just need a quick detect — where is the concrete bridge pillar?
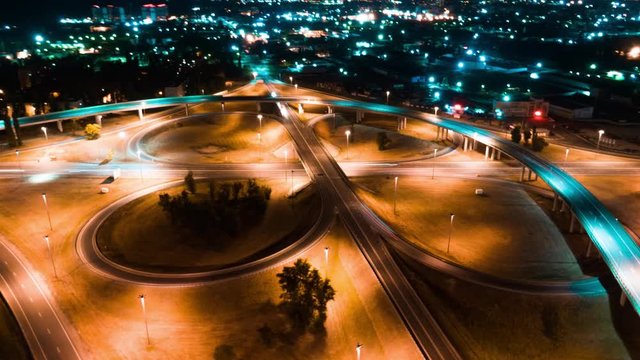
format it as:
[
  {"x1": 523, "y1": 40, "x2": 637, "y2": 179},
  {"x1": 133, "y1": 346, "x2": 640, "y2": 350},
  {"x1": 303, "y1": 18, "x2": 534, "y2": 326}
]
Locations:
[
  {"x1": 560, "y1": 199, "x2": 567, "y2": 212},
  {"x1": 463, "y1": 137, "x2": 468, "y2": 152},
  {"x1": 552, "y1": 193, "x2": 559, "y2": 212},
  {"x1": 436, "y1": 127, "x2": 440, "y2": 140},
  {"x1": 569, "y1": 212, "x2": 577, "y2": 233},
  {"x1": 473, "y1": 138, "x2": 477, "y2": 150},
  {"x1": 485, "y1": 146, "x2": 490, "y2": 160},
  {"x1": 327, "y1": 106, "x2": 333, "y2": 114},
  {"x1": 221, "y1": 102, "x2": 225, "y2": 112},
  {"x1": 490, "y1": 147, "x2": 496, "y2": 160},
  {"x1": 56, "y1": 120, "x2": 63, "y2": 132},
  {"x1": 496, "y1": 150, "x2": 502, "y2": 160},
  {"x1": 185, "y1": 104, "x2": 190, "y2": 116},
  {"x1": 95, "y1": 115, "x2": 102, "y2": 126},
  {"x1": 520, "y1": 166, "x2": 526, "y2": 182},
  {"x1": 620, "y1": 291, "x2": 627, "y2": 307},
  {"x1": 138, "y1": 108, "x2": 144, "y2": 120},
  {"x1": 403, "y1": 117, "x2": 407, "y2": 129},
  {"x1": 298, "y1": 103, "x2": 304, "y2": 114},
  {"x1": 356, "y1": 110, "x2": 363, "y2": 123},
  {"x1": 586, "y1": 241, "x2": 593, "y2": 258}
]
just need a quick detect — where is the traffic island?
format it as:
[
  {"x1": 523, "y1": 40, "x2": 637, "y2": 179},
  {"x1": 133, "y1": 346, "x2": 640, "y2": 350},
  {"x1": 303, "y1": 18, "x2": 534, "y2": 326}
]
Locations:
[{"x1": 96, "y1": 179, "x2": 320, "y2": 273}]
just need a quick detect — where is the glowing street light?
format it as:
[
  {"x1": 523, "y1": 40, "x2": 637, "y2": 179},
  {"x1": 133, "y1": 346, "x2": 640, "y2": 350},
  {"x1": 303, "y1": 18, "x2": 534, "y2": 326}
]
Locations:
[
  {"x1": 324, "y1": 246, "x2": 329, "y2": 267},
  {"x1": 386, "y1": 90, "x2": 390, "y2": 104},
  {"x1": 434, "y1": 106, "x2": 439, "y2": 116},
  {"x1": 447, "y1": 213, "x2": 455, "y2": 254},
  {"x1": 252, "y1": 71, "x2": 258, "y2": 80},
  {"x1": 15, "y1": 150, "x2": 20, "y2": 172},
  {"x1": 289, "y1": 76, "x2": 293, "y2": 84},
  {"x1": 43, "y1": 235, "x2": 58, "y2": 278},
  {"x1": 257, "y1": 114, "x2": 263, "y2": 130},
  {"x1": 138, "y1": 295, "x2": 150, "y2": 345},
  {"x1": 41, "y1": 192, "x2": 53, "y2": 231},
  {"x1": 393, "y1": 176, "x2": 398, "y2": 215},
  {"x1": 432, "y1": 149, "x2": 438, "y2": 179},
  {"x1": 345, "y1": 130, "x2": 351, "y2": 160},
  {"x1": 597, "y1": 129, "x2": 605, "y2": 149},
  {"x1": 41, "y1": 127, "x2": 48, "y2": 141},
  {"x1": 356, "y1": 343, "x2": 363, "y2": 360}
]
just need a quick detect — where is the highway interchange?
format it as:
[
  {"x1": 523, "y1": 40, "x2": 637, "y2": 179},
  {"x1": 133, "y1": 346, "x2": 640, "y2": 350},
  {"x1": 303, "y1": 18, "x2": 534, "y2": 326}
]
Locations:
[{"x1": 0, "y1": 80, "x2": 639, "y2": 358}]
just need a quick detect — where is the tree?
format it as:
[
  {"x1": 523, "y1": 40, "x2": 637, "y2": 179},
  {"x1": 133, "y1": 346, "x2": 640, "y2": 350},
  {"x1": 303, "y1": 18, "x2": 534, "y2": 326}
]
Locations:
[
  {"x1": 531, "y1": 133, "x2": 549, "y2": 152},
  {"x1": 277, "y1": 259, "x2": 335, "y2": 332},
  {"x1": 184, "y1": 171, "x2": 196, "y2": 194},
  {"x1": 523, "y1": 127, "x2": 532, "y2": 144},
  {"x1": 510, "y1": 126, "x2": 521, "y2": 144},
  {"x1": 376, "y1": 132, "x2": 392, "y2": 151},
  {"x1": 84, "y1": 123, "x2": 101, "y2": 140}
]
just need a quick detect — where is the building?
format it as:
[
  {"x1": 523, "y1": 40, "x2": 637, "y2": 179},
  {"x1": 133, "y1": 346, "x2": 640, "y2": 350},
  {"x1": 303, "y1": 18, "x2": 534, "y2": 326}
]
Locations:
[
  {"x1": 91, "y1": 5, "x2": 125, "y2": 23},
  {"x1": 141, "y1": 4, "x2": 169, "y2": 22},
  {"x1": 494, "y1": 98, "x2": 549, "y2": 120},
  {"x1": 546, "y1": 95, "x2": 594, "y2": 120}
]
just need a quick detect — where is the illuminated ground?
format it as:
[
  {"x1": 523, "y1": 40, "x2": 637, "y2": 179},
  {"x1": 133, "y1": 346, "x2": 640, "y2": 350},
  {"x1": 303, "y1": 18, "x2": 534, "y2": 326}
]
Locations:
[
  {"x1": 141, "y1": 113, "x2": 292, "y2": 164},
  {"x1": 353, "y1": 176, "x2": 584, "y2": 281}
]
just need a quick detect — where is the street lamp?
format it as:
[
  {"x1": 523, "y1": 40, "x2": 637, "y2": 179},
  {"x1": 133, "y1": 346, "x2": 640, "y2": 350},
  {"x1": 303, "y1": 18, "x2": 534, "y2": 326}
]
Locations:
[
  {"x1": 345, "y1": 130, "x2": 351, "y2": 160},
  {"x1": 393, "y1": 176, "x2": 398, "y2": 215},
  {"x1": 41, "y1": 192, "x2": 53, "y2": 230},
  {"x1": 289, "y1": 76, "x2": 293, "y2": 84},
  {"x1": 432, "y1": 148, "x2": 438, "y2": 179},
  {"x1": 252, "y1": 71, "x2": 258, "y2": 80},
  {"x1": 15, "y1": 150, "x2": 20, "y2": 172},
  {"x1": 434, "y1": 106, "x2": 439, "y2": 116},
  {"x1": 40, "y1": 127, "x2": 48, "y2": 141},
  {"x1": 386, "y1": 90, "x2": 390, "y2": 104},
  {"x1": 257, "y1": 114, "x2": 263, "y2": 130},
  {"x1": 43, "y1": 235, "x2": 58, "y2": 278},
  {"x1": 138, "y1": 294, "x2": 150, "y2": 345},
  {"x1": 597, "y1": 129, "x2": 605, "y2": 149},
  {"x1": 447, "y1": 213, "x2": 455, "y2": 254},
  {"x1": 356, "y1": 343, "x2": 363, "y2": 360},
  {"x1": 324, "y1": 246, "x2": 329, "y2": 267}
]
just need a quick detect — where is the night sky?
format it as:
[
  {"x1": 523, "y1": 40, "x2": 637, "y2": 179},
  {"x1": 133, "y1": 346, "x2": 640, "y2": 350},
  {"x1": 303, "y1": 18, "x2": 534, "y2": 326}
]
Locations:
[{"x1": 0, "y1": 0, "x2": 186, "y2": 25}]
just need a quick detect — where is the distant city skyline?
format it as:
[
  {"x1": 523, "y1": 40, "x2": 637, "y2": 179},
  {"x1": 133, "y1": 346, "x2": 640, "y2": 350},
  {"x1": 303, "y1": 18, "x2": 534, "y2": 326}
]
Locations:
[{"x1": 0, "y1": 0, "x2": 182, "y2": 24}]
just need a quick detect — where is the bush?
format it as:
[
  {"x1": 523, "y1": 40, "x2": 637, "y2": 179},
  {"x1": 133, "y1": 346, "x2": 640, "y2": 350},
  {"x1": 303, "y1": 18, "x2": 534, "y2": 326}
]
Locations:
[
  {"x1": 376, "y1": 132, "x2": 392, "y2": 151},
  {"x1": 510, "y1": 126, "x2": 521, "y2": 144},
  {"x1": 184, "y1": 171, "x2": 196, "y2": 194},
  {"x1": 531, "y1": 135, "x2": 548, "y2": 152},
  {"x1": 157, "y1": 179, "x2": 272, "y2": 246},
  {"x1": 84, "y1": 123, "x2": 101, "y2": 140}
]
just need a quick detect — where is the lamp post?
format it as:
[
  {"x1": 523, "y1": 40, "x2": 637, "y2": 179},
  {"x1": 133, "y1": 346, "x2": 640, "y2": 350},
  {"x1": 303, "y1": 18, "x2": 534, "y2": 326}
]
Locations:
[
  {"x1": 447, "y1": 213, "x2": 455, "y2": 254},
  {"x1": 356, "y1": 343, "x2": 363, "y2": 360},
  {"x1": 434, "y1": 106, "x2": 439, "y2": 116},
  {"x1": 289, "y1": 76, "x2": 293, "y2": 84},
  {"x1": 138, "y1": 295, "x2": 150, "y2": 345},
  {"x1": 597, "y1": 129, "x2": 605, "y2": 149},
  {"x1": 252, "y1": 71, "x2": 258, "y2": 80},
  {"x1": 43, "y1": 235, "x2": 58, "y2": 278},
  {"x1": 393, "y1": 176, "x2": 398, "y2": 215},
  {"x1": 432, "y1": 148, "x2": 438, "y2": 179},
  {"x1": 345, "y1": 130, "x2": 351, "y2": 160},
  {"x1": 15, "y1": 150, "x2": 20, "y2": 172},
  {"x1": 137, "y1": 149, "x2": 143, "y2": 182},
  {"x1": 40, "y1": 127, "x2": 48, "y2": 141},
  {"x1": 41, "y1": 192, "x2": 53, "y2": 230},
  {"x1": 257, "y1": 114, "x2": 263, "y2": 130},
  {"x1": 386, "y1": 90, "x2": 390, "y2": 104},
  {"x1": 284, "y1": 149, "x2": 288, "y2": 184}
]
